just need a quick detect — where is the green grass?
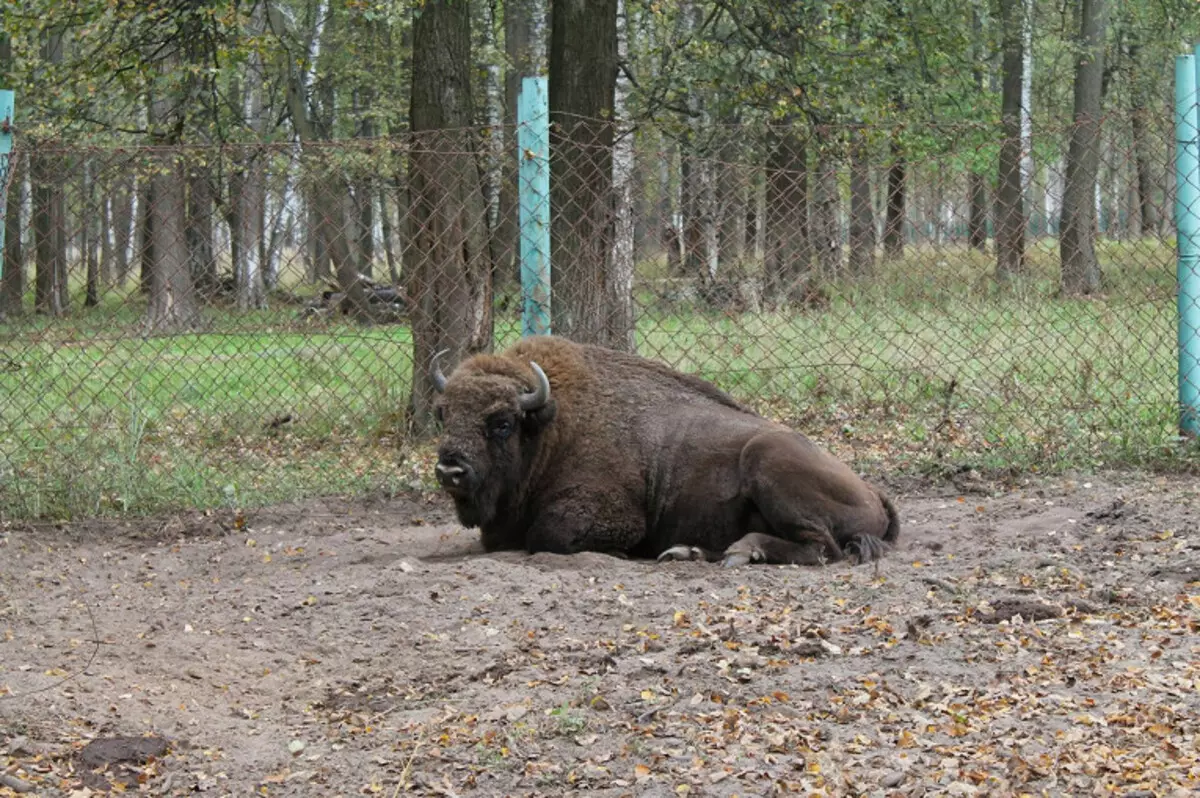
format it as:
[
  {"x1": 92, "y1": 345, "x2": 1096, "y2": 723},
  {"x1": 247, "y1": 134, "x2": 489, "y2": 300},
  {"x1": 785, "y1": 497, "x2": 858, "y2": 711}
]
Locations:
[{"x1": 0, "y1": 238, "x2": 1195, "y2": 521}]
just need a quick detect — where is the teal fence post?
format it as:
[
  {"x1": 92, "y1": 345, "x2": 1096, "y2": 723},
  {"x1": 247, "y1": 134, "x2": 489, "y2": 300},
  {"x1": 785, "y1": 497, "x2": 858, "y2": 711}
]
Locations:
[
  {"x1": 1178, "y1": 54, "x2": 1200, "y2": 437},
  {"x1": 0, "y1": 90, "x2": 14, "y2": 282},
  {"x1": 517, "y1": 76, "x2": 551, "y2": 337}
]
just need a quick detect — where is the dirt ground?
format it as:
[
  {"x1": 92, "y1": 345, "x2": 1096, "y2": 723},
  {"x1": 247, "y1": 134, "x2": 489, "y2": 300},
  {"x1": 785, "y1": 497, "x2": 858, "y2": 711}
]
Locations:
[{"x1": 1, "y1": 473, "x2": 1198, "y2": 797}]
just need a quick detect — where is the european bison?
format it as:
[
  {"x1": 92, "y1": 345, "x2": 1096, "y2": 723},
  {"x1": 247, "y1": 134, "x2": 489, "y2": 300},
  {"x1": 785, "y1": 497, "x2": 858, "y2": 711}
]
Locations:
[{"x1": 431, "y1": 336, "x2": 898, "y2": 567}]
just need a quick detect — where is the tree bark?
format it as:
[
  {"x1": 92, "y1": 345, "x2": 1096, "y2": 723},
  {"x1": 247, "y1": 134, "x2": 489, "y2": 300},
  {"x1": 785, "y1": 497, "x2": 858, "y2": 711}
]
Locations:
[
  {"x1": 813, "y1": 147, "x2": 841, "y2": 279},
  {"x1": 32, "y1": 147, "x2": 64, "y2": 316},
  {"x1": 1126, "y1": 39, "x2": 1159, "y2": 238},
  {"x1": 236, "y1": 0, "x2": 268, "y2": 310},
  {"x1": 84, "y1": 159, "x2": 99, "y2": 308},
  {"x1": 765, "y1": 128, "x2": 811, "y2": 305},
  {"x1": 32, "y1": 33, "x2": 66, "y2": 315},
  {"x1": 848, "y1": 129, "x2": 875, "y2": 277},
  {"x1": 996, "y1": 0, "x2": 1027, "y2": 281},
  {"x1": 407, "y1": 0, "x2": 495, "y2": 435},
  {"x1": 186, "y1": 162, "x2": 217, "y2": 299},
  {"x1": 1060, "y1": 0, "x2": 1107, "y2": 295},
  {"x1": 549, "y1": 0, "x2": 620, "y2": 344},
  {"x1": 606, "y1": 0, "x2": 636, "y2": 352},
  {"x1": 143, "y1": 41, "x2": 202, "y2": 332},
  {"x1": 112, "y1": 172, "x2": 134, "y2": 287},
  {"x1": 967, "y1": 7, "x2": 989, "y2": 253},
  {"x1": 883, "y1": 139, "x2": 906, "y2": 259},
  {"x1": 379, "y1": 184, "x2": 399, "y2": 285},
  {"x1": 717, "y1": 130, "x2": 747, "y2": 277},
  {"x1": 137, "y1": 177, "x2": 153, "y2": 295},
  {"x1": 1, "y1": 151, "x2": 25, "y2": 316}
]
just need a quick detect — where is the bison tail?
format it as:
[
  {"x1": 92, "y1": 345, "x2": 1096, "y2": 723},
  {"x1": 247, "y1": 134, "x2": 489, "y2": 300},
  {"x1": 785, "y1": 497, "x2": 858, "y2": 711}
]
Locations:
[{"x1": 880, "y1": 494, "x2": 901, "y2": 543}]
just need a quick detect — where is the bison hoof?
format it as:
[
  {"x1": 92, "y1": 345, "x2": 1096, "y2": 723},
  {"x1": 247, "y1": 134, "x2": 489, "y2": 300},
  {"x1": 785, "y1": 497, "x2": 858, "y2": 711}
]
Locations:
[
  {"x1": 657, "y1": 545, "x2": 705, "y2": 562},
  {"x1": 720, "y1": 547, "x2": 764, "y2": 568}
]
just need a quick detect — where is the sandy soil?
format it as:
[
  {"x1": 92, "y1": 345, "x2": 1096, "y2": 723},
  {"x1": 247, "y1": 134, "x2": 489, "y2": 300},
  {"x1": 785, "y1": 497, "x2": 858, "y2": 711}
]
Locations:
[{"x1": 1, "y1": 473, "x2": 1198, "y2": 797}]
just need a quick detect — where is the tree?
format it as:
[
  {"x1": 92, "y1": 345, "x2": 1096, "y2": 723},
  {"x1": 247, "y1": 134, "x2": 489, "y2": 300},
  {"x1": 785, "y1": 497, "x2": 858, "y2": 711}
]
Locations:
[
  {"x1": 497, "y1": 0, "x2": 544, "y2": 285},
  {"x1": 548, "y1": 0, "x2": 621, "y2": 345},
  {"x1": 1060, "y1": 0, "x2": 1107, "y2": 295},
  {"x1": 995, "y1": 0, "x2": 1027, "y2": 281},
  {"x1": 144, "y1": 45, "x2": 203, "y2": 331},
  {"x1": 406, "y1": 0, "x2": 494, "y2": 435},
  {"x1": 234, "y1": 0, "x2": 268, "y2": 310},
  {"x1": 764, "y1": 127, "x2": 810, "y2": 305},
  {"x1": 1126, "y1": 33, "x2": 1159, "y2": 237},
  {"x1": 847, "y1": 128, "x2": 876, "y2": 276},
  {"x1": 967, "y1": 7, "x2": 989, "y2": 253},
  {"x1": 606, "y1": 0, "x2": 636, "y2": 352},
  {"x1": 883, "y1": 137, "x2": 907, "y2": 259},
  {"x1": 0, "y1": 31, "x2": 23, "y2": 316},
  {"x1": 32, "y1": 29, "x2": 66, "y2": 316}
]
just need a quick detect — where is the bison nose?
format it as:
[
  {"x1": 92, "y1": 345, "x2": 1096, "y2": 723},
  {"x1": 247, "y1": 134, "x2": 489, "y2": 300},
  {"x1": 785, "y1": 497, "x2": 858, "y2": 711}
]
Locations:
[{"x1": 435, "y1": 453, "x2": 473, "y2": 489}]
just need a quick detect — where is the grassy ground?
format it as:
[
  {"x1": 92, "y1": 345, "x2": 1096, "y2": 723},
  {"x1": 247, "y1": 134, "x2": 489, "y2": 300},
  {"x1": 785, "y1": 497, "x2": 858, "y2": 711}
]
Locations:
[{"x1": 0, "y1": 238, "x2": 1195, "y2": 520}]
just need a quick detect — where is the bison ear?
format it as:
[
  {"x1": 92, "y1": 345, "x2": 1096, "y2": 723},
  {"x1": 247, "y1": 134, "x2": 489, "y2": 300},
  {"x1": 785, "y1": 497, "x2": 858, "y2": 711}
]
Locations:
[{"x1": 520, "y1": 398, "x2": 557, "y2": 432}]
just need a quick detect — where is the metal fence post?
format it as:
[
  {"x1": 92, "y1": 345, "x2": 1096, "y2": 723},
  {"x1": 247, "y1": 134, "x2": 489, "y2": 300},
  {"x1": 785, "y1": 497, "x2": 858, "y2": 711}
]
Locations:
[
  {"x1": 0, "y1": 90, "x2": 14, "y2": 281},
  {"x1": 1177, "y1": 55, "x2": 1200, "y2": 437},
  {"x1": 517, "y1": 76, "x2": 551, "y2": 337}
]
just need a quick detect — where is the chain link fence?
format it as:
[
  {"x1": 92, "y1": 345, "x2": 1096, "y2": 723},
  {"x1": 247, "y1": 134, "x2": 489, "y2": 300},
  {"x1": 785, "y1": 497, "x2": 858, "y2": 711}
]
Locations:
[{"x1": 0, "y1": 114, "x2": 1193, "y2": 521}]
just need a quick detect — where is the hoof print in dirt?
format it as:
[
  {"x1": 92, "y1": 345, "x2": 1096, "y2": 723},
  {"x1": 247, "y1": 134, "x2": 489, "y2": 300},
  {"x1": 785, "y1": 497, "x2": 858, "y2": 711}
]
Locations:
[
  {"x1": 76, "y1": 735, "x2": 170, "y2": 791},
  {"x1": 978, "y1": 598, "x2": 1064, "y2": 624}
]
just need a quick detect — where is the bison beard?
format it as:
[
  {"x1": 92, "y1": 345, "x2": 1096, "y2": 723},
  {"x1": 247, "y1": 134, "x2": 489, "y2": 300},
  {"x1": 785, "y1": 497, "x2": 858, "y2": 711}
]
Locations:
[{"x1": 431, "y1": 336, "x2": 899, "y2": 567}]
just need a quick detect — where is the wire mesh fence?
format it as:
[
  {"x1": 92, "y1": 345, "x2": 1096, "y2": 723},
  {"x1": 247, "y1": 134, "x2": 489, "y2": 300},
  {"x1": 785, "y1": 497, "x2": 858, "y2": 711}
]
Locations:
[{"x1": 0, "y1": 114, "x2": 1193, "y2": 521}]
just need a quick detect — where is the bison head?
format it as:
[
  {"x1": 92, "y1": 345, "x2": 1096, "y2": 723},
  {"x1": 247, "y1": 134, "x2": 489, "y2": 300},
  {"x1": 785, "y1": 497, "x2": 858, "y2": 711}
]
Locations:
[{"x1": 430, "y1": 350, "x2": 556, "y2": 531}]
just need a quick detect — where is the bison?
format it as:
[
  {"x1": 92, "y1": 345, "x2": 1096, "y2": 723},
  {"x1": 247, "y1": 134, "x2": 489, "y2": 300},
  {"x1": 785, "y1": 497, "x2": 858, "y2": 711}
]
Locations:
[{"x1": 431, "y1": 336, "x2": 899, "y2": 567}]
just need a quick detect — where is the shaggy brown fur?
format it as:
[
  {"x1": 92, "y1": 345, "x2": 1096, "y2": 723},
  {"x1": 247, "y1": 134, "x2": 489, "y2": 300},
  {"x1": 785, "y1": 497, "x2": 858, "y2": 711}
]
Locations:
[{"x1": 432, "y1": 336, "x2": 899, "y2": 566}]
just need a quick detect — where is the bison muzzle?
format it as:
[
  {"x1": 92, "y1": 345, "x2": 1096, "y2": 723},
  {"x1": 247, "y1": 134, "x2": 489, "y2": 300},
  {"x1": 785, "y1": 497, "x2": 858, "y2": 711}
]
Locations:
[{"x1": 431, "y1": 336, "x2": 899, "y2": 567}]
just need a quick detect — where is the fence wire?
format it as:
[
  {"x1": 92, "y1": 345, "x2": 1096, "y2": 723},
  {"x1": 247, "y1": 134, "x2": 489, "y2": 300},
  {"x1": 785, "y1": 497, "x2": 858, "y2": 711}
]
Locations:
[{"x1": 0, "y1": 115, "x2": 1194, "y2": 521}]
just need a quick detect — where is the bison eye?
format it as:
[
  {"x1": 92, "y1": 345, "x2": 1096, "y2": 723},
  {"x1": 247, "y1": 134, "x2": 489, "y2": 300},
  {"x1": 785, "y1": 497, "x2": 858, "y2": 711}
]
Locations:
[{"x1": 488, "y1": 419, "x2": 513, "y2": 440}]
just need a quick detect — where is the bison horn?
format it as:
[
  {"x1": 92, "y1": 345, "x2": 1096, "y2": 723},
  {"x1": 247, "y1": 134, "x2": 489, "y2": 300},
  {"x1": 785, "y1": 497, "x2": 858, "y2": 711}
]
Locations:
[
  {"x1": 430, "y1": 348, "x2": 450, "y2": 393},
  {"x1": 518, "y1": 361, "x2": 550, "y2": 412}
]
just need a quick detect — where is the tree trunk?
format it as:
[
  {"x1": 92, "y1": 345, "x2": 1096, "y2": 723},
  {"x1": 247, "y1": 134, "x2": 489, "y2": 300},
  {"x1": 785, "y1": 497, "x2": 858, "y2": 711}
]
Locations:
[
  {"x1": 717, "y1": 131, "x2": 747, "y2": 277},
  {"x1": 883, "y1": 140, "x2": 906, "y2": 259},
  {"x1": 813, "y1": 147, "x2": 841, "y2": 279},
  {"x1": 32, "y1": 147, "x2": 64, "y2": 316},
  {"x1": 847, "y1": 129, "x2": 875, "y2": 277},
  {"x1": 144, "y1": 49, "x2": 202, "y2": 332},
  {"x1": 549, "y1": 0, "x2": 619, "y2": 343},
  {"x1": 1060, "y1": 0, "x2": 1107, "y2": 295},
  {"x1": 479, "y1": 1, "x2": 504, "y2": 282},
  {"x1": 100, "y1": 181, "x2": 114, "y2": 289},
  {"x1": 499, "y1": 0, "x2": 544, "y2": 285},
  {"x1": 379, "y1": 184, "x2": 399, "y2": 285},
  {"x1": 1, "y1": 151, "x2": 25, "y2": 316},
  {"x1": 137, "y1": 177, "x2": 153, "y2": 295},
  {"x1": 605, "y1": 0, "x2": 636, "y2": 352},
  {"x1": 407, "y1": 0, "x2": 495, "y2": 435},
  {"x1": 967, "y1": 7, "x2": 989, "y2": 253},
  {"x1": 1130, "y1": 106, "x2": 1158, "y2": 237},
  {"x1": 765, "y1": 128, "x2": 811, "y2": 305},
  {"x1": 187, "y1": 162, "x2": 217, "y2": 299},
  {"x1": 996, "y1": 0, "x2": 1027, "y2": 280},
  {"x1": 112, "y1": 172, "x2": 134, "y2": 287},
  {"x1": 236, "y1": 0, "x2": 268, "y2": 310},
  {"x1": 1127, "y1": 40, "x2": 1159, "y2": 238},
  {"x1": 84, "y1": 159, "x2": 100, "y2": 308}
]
